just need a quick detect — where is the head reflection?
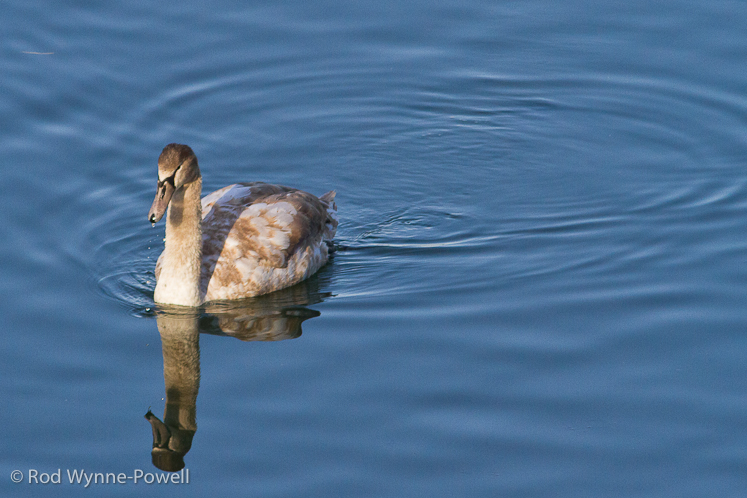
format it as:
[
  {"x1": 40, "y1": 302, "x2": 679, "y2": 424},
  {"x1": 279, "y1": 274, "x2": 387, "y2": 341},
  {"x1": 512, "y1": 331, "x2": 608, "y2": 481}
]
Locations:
[{"x1": 144, "y1": 279, "x2": 327, "y2": 471}]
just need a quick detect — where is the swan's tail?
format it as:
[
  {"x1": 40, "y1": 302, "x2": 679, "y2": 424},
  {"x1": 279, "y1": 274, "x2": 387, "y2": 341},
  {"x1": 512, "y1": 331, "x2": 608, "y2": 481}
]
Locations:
[{"x1": 319, "y1": 191, "x2": 338, "y2": 241}]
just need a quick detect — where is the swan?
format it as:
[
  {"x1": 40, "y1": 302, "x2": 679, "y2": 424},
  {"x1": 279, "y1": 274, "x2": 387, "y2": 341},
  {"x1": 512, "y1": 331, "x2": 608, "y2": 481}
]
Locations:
[{"x1": 148, "y1": 143, "x2": 337, "y2": 306}]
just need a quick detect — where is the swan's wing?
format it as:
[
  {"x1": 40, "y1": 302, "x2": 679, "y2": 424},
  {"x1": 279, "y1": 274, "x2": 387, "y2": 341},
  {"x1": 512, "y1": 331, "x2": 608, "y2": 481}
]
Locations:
[
  {"x1": 201, "y1": 183, "x2": 294, "y2": 219},
  {"x1": 201, "y1": 183, "x2": 334, "y2": 269},
  {"x1": 229, "y1": 189, "x2": 330, "y2": 268},
  {"x1": 200, "y1": 183, "x2": 337, "y2": 300}
]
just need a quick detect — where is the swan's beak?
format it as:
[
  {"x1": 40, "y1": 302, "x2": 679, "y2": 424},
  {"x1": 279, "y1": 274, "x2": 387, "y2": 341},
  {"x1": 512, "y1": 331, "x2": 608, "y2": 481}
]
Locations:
[
  {"x1": 148, "y1": 181, "x2": 175, "y2": 224},
  {"x1": 145, "y1": 410, "x2": 171, "y2": 449}
]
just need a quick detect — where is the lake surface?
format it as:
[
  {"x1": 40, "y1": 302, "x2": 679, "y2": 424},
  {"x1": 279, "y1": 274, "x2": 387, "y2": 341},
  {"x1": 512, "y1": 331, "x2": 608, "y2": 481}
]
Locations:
[{"x1": 3, "y1": 0, "x2": 747, "y2": 496}]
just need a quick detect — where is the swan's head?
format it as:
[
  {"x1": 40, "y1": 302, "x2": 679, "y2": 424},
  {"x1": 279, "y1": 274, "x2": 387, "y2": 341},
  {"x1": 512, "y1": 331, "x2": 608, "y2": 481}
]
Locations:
[
  {"x1": 148, "y1": 143, "x2": 201, "y2": 224},
  {"x1": 145, "y1": 410, "x2": 194, "y2": 471}
]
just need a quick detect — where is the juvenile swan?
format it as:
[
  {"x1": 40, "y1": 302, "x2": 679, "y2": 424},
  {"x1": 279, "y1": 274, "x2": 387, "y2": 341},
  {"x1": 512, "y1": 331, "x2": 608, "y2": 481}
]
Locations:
[{"x1": 148, "y1": 144, "x2": 337, "y2": 306}]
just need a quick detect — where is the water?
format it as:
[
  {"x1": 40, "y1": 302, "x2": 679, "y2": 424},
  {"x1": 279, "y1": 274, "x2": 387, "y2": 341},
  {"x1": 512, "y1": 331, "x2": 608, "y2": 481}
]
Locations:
[{"x1": 2, "y1": 0, "x2": 747, "y2": 496}]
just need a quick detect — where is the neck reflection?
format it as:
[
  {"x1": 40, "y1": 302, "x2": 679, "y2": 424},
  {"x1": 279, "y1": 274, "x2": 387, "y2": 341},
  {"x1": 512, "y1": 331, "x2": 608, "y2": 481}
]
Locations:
[{"x1": 145, "y1": 278, "x2": 328, "y2": 471}]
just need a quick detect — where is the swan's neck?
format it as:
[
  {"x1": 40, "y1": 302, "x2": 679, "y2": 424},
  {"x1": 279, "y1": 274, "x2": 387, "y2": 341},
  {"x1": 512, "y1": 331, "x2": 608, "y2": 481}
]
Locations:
[{"x1": 154, "y1": 179, "x2": 203, "y2": 306}]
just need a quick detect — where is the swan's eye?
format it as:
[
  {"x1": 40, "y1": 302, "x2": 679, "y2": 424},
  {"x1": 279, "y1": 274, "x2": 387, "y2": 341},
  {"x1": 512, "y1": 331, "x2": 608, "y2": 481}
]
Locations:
[
  {"x1": 158, "y1": 159, "x2": 186, "y2": 191},
  {"x1": 157, "y1": 175, "x2": 175, "y2": 197},
  {"x1": 157, "y1": 162, "x2": 183, "y2": 193}
]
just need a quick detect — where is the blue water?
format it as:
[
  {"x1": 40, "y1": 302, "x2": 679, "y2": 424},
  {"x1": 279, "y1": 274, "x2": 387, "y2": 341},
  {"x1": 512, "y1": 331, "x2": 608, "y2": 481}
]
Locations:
[{"x1": 3, "y1": 0, "x2": 747, "y2": 496}]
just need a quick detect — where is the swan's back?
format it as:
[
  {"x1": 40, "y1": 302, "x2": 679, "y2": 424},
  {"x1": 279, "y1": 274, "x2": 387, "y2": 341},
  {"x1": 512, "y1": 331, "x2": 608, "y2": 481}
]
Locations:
[{"x1": 198, "y1": 182, "x2": 337, "y2": 300}]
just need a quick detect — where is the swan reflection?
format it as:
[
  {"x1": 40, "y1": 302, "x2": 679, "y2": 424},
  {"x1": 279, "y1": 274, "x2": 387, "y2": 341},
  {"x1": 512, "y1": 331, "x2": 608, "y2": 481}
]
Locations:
[{"x1": 145, "y1": 279, "x2": 328, "y2": 471}]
